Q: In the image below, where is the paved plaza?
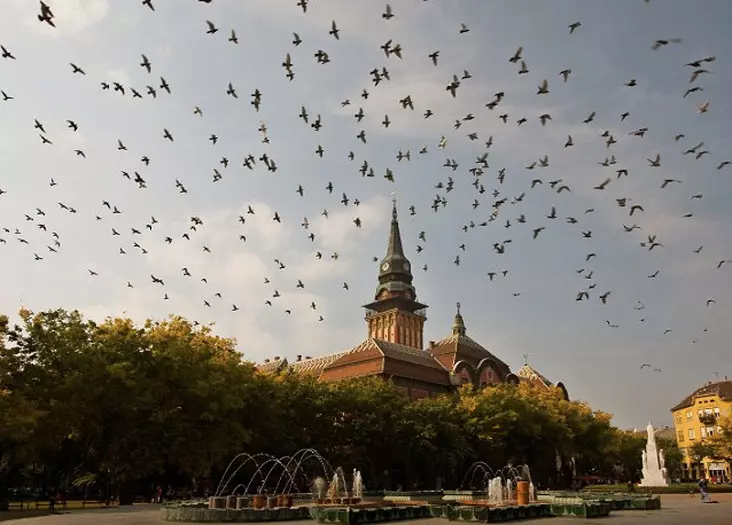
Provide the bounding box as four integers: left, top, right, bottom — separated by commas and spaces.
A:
1, 494, 730, 525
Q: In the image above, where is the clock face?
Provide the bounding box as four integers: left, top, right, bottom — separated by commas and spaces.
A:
381, 262, 390, 271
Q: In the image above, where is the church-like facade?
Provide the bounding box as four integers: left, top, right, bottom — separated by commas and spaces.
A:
257, 200, 569, 401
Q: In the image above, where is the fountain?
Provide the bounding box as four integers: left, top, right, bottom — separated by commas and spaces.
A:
162, 449, 417, 523
439, 462, 556, 523
352, 469, 364, 503
313, 476, 328, 504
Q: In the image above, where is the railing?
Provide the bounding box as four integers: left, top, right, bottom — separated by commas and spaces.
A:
364, 308, 426, 318
699, 413, 716, 424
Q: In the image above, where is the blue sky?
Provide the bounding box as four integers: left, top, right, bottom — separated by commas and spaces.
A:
1, 0, 731, 430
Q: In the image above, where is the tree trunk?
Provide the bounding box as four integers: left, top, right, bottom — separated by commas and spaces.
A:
118, 482, 135, 505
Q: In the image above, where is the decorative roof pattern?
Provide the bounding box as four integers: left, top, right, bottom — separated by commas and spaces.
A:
373, 339, 449, 371
431, 332, 510, 372
289, 347, 359, 375
516, 364, 555, 388
256, 358, 288, 374
671, 380, 732, 411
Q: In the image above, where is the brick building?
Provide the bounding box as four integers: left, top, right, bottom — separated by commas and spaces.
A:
257, 200, 569, 401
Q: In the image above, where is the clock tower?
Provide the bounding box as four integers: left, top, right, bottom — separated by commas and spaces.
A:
363, 198, 427, 349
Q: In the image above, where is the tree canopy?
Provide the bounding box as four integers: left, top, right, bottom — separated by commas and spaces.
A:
1, 308, 651, 501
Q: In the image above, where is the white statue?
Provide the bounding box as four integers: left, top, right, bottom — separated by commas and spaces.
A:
639, 422, 669, 487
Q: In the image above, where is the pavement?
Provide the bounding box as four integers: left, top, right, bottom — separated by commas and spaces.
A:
1, 494, 730, 524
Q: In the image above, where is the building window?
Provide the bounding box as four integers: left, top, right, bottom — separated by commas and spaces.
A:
676, 413, 682, 424
686, 411, 692, 420
701, 427, 707, 438
706, 426, 715, 437
689, 428, 695, 440
678, 430, 684, 442
714, 407, 720, 417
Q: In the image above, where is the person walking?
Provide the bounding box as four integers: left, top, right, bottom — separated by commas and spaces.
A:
698, 477, 709, 502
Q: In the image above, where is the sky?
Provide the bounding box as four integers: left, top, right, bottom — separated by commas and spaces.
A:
0, 0, 731, 430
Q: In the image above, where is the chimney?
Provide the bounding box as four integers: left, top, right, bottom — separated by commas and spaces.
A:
297, 354, 303, 362
274, 356, 280, 361
306, 356, 312, 360
264, 358, 270, 363
428, 341, 436, 348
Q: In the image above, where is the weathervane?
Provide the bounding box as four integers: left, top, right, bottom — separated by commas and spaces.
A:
456, 302, 461, 315
522, 352, 530, 366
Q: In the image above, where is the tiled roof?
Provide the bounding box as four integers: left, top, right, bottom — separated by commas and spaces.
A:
289, 347, 359, 375
671, 380, 732, 411
431, 333, 510, 372
373, 339, 449, 371
516, 364, 555, 388
256, 358, 288, 374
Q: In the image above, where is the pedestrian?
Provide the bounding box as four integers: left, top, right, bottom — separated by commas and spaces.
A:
698, 477, 709, 502
627, 479, 634, 493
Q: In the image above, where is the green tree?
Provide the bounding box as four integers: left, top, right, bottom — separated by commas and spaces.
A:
657, 438, 683, 480
708, 415, 732, 463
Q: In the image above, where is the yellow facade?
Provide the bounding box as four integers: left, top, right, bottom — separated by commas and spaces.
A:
671, 380, 732, 482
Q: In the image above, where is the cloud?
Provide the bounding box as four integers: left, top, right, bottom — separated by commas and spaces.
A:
310, 193, 389, 250
104, 68, 131, 86
71, 194, 390, 361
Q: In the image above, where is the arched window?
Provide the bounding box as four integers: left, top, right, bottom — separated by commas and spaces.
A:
459, 367, 472, 385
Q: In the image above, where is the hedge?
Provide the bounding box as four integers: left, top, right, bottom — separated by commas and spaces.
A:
582, 483, 732, 494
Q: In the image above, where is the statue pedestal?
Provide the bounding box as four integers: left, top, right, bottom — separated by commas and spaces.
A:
639, 468, 669, 487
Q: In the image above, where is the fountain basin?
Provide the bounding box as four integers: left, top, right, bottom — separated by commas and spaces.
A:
549, 502, 612, 519
538, 492, 661, 511
445, 503, 553, 522
161, 505, 313, 522
313, 505, 432, 525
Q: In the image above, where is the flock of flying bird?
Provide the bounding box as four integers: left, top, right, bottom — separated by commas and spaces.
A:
0, 1, 730, 370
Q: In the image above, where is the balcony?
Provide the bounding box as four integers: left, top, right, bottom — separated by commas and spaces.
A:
364, 308, 427, 319
699, 413, 716, 424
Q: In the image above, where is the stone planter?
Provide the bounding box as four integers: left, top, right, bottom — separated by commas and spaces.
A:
516, 481, 529, 506
226, 495, 238, 509
252, 494, 266, 509
266, 496, 278, 509
277, 495, 293, 508
236, 497, 250, 509
208, 496, 226, 509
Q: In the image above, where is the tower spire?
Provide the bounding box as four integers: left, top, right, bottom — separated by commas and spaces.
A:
364, 194, 427, 348
385, 192, 405, 260
452, 302, 466, 336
